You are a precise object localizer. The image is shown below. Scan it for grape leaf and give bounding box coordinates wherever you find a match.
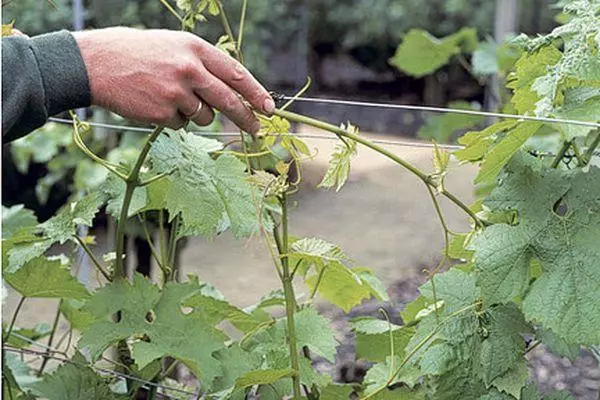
[474,121,542,185]
[389,28,477,77]
[305,263,386,312]
[30,362,127,400]
[234,368,295,389]
[252,307,337,363]
[454,121,517,163]
[491,362,530,398]
[211,344,263,394]
[148,130,263,238]
[350,317,414,362]
[554,96,600,140]
[5,192,106,273]
[4,257,89,299]
[2,205,37,240]
[319,384,354,399]
[505,46,562,114]
[319,124,358,192]
[184,285,266,333]
[101,174,147,219]
[479,304,532,385]
[471,153,600,345]
[79,275,227,385]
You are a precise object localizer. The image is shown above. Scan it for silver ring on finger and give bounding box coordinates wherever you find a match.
[186,100,203,120]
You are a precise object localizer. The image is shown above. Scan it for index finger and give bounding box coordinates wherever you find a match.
[195,40,275,115]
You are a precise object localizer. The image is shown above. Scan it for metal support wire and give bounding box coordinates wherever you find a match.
[47,117,463,150]
[280,95,600,129]
[6,332,200,399]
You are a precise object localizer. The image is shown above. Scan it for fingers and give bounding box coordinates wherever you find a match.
[193,40,275,116]
[190,64,261,134]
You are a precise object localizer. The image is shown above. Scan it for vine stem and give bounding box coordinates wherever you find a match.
[274,109,483,229]
[217,2,242,61]
[37,301,62,376]
[114,126,164,280]
[3,296,26,343]
[584,130,600,165]
[279,195,302,399]
[236,0,248,54]
[551,140,572,168]
[74,236,112,282]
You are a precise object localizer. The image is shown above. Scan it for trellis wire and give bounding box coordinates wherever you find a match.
[48,117,464,150]
[5,332,200,399]
[281,95,600,129]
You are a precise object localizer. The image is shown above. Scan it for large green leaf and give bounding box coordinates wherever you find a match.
[4,257,89,299]
[79,275,227,385]
[4,192,106,273]
[30,362,127,400]
[148,130,263,238]
[2,205,37,240]
[389,28,477,77]
[471,153,600,345]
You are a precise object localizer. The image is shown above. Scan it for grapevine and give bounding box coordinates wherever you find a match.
[2,1,600,399]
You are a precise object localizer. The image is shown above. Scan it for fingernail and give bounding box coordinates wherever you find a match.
[263,98,275,114]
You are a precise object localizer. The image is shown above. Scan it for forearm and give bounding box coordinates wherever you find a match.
[1,31,91,142]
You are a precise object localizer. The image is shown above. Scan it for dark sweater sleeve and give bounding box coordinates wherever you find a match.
[2,30,91,142]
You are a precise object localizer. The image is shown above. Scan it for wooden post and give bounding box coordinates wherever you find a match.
[486,0,518,113]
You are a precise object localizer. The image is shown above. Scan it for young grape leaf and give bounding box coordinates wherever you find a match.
[471,153,600,345]
[79,275,227,385]
[30,362,127,400]
[454,121,516,164]
[4,257,89,300]
[148,130,263,238]
[305,263,387,312]
[319,125,358,192]
[505,46,561,114]
[2,205,37,240]
[5,192,106,273]
[474,121,542,185]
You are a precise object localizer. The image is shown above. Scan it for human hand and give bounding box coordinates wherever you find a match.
[73,27,274,133]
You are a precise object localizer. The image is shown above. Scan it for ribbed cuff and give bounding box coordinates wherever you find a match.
[29,30,91,116]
